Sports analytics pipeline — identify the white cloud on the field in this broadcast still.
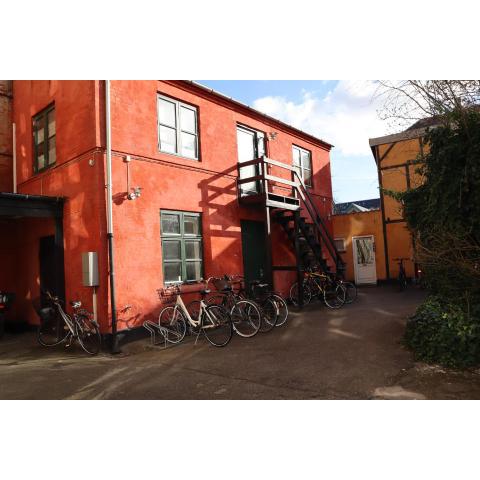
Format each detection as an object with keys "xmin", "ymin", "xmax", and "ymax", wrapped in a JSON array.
[{"xmin": 252, "ymin": 80, "xmax": 388, "ymax": 157}]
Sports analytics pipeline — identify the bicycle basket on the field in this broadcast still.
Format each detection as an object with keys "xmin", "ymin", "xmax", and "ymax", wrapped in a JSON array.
[{"xmin": 213, "ymin": 278, "xmax": 231, "ymax": 292}]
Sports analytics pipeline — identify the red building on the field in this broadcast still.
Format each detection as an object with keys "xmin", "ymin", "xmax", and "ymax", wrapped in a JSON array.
[{"xmin": 0, "ymin": 80, "xmax": 343, "ymax": 346}]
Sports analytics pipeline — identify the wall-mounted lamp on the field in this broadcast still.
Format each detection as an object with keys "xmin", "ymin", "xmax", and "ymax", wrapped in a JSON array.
[
  {"xmin": 128, "ymin": 186, "xmax": 142, "ymax": 200},
  {"xmin": 268, "ymin": 132, "xmax": 278, "ymax": 140}
]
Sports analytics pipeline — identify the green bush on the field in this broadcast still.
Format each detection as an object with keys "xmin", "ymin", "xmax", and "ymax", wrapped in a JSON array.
[{"xmin": 404, "ymin": 297, "xmax": 480, "ymax": 368}]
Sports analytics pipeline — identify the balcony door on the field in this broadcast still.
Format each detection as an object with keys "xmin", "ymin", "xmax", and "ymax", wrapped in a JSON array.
[{"xmin": 237, "ymin": 126, "xmax": 265, "ymax": 197}]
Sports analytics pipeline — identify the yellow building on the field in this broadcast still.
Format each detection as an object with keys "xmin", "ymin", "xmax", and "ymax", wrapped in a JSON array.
[
  {"xmin": 332, "ymin": 120, "xmax": 432, "ymax": 284},
  {"xmin": 368, "ymin": 121, "xmax": 430, "ymax": 281}
]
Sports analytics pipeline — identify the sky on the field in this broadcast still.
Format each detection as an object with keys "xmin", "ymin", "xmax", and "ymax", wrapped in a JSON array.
[{"xmin": 197, "ymin": 80, "xmax": 392, "ymax": 203}]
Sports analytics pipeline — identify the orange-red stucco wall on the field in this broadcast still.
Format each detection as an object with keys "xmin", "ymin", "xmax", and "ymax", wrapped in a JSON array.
[
  {"xmin": 108, "ymin": 81, "xmax": 334, "ymax": 329},
  {"xmin": 7, "ymin": 80, "xmax": 334, "ymax": 333},
  {"xmin": 9, "ymin": 81, "xmax": 110, "ymax": 331}
]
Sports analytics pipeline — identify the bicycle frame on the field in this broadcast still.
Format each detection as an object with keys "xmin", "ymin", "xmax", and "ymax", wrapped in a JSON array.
[
  {"xmin": 173, "ymin": 293, "xmax": 218, "ymax": 330},
  {"xmin": 53, "ymin": 300, "xmax": 77, "ymax": 338}
]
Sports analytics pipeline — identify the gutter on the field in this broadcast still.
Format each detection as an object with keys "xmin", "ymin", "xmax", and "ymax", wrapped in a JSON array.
[
  {"xmin": 178, "ymin": 80, "xmax": 334, "ymax": 150},
  {"xmin": 12, "ymin": 123, "xmax": 16, "ymax": 193},
  {"xmin": 105, "ymin": 80, "xmax": 120, "ymax": 354}
]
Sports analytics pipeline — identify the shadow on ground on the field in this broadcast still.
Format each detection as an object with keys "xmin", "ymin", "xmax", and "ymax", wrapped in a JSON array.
[{"xmin": 1, "ymin": 285, "xmax": 480, "ymax": 399}]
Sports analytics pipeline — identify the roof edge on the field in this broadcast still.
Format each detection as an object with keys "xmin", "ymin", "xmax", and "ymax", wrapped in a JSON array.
[
  {"xmin": 369, "ymin": 125, "xmax": 435, "ymax": 147},
  {"xmin": 172, "ymin": 80, "xmax": 334, "ymax": 150}
]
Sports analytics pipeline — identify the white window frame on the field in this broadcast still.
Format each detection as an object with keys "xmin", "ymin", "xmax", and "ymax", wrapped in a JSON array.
[
  {"xmin": 292, "ymin": 145, "xmax": 312, "ymax": 187},
  {"xmin": 157, "ymin": 94, "xmax": 199, "ymax": 160}
]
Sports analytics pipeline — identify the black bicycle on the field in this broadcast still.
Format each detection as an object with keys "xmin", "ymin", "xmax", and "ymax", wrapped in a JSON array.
[
  {"xmin": 232, "ymin": 275, "xmax": 289, "ymax": 330},
  {"xmin": 394, "ymin": 258, "xmax": 408, "ymax": 291},
  {"xmin": 37, "ymin": 291, "xmax": 101, "ymax": 355}
]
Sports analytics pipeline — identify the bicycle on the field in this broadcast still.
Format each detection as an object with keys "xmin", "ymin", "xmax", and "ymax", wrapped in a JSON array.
[
  {"xmin": 37, "ymin": 291, "xmax": 101, "ymax": 355},
  {"xmin": 230, "ymin": 275, "xmax": 289, "ymax": 329},
  {"xmin": 158, "ymin": 280, "xmax": 233, "ymax": 347},
  {"xmin": 329, "ymin": 274, "xmax": 357, "ymax": 304},
  {"xmin": 394, "ymin": 257, "xmax": 408, "ymax": 291},
  {"xmin": 290, "ymin": 269, "xmax": 346, "ymax": 309},
  {"xmin": 205, "ymin": 276, "xmax": 263, "ymax": 337}
]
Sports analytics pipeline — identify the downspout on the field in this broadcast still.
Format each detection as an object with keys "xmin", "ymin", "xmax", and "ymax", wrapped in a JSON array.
[
  {"xmin": 105, "ymin": 80, "xmax": 120, "ymax": 353},
  {"xmin": 12, "ymin": 123, "xmax": 16, "ymax": 193}
]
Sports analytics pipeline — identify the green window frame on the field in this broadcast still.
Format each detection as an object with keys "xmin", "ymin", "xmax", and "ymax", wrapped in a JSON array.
[
  {"xmin": 33, "ymin": 105, "xmax": 56, "ymax": 173},
  {"xmin": 157, "ymin": 94, "xmax": 199, "ymax": 160},
  {"xmin": 292, "ymin": 145, "xmax": 312, "ymax": 187},
  {"xmin": 161, "ymin": 210, "xmax": 203, "ymax": 284}
]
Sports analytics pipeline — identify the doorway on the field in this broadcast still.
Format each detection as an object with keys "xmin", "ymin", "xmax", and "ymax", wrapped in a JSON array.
[
  {"xmin": 39, "ymin": 235, "xmax": 56, "ymax": 305},
  {"xmin": 352, "ymin": 235, "xmax": 377, "ymax": 284},
  {"xmin": 236, "ymin": 125, "xmax": 265, "ymax": 197},
  {"xmin": 241, "ymin": 220, "xmax": 267, "ymax": 287}
]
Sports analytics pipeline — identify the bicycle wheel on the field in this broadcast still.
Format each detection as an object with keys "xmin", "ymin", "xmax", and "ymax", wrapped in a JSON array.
[
  {"xmin": 37, "ymin": 309, "xmax": 69, "ymax": 347},
  {"xmin": 230, "ymin": 299, "xmax": 262, "ymax": 338},
  {"xmin": 342, "ymin": 282, "xmax": 357, "ymax": 304},
  {"xmin": 323, "ymin": 283, "xmax": 346, "ymax": 309},
  {"xmin": 76, "ymin": 314, "xmax": 101, "ymax": 355},
  {"xmin": 202, "ymin": 304, "xmax": 233, "ymax": 347},
  {"xmin": 158, "ymin": 306, "xmax": 187, "ymax": 344},
  {"xmin": 258, "ymin": 297, "xmax": 278, "ymax": 333},
  {"xmin": 289, "ymin": 282, "xmax": 312, "ymax": 307},
  {"xmin": 270, "ymin": 294, "xmax": 289, "ymax": 327}
]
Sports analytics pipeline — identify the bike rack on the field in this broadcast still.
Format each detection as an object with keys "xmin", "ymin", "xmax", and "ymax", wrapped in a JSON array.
[{"xmin": 143, "ymin": 320, "xmax": 169, "ymax": 349}]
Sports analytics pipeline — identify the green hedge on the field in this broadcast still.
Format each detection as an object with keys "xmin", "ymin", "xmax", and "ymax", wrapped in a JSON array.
[{"xmin": 404, "ymin": 297, "xmax": 480, "ymax": 368}]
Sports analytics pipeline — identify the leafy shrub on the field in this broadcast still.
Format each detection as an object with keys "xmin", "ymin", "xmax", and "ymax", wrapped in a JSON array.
[{"xmin": 404, "ymin": 297, "xmax": 480, "ymax": 368}]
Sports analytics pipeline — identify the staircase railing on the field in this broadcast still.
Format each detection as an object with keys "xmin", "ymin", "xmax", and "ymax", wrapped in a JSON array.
[
  {"xmin": 291, "ymin": 169, "xmax": 345, "ymax": 273},
  {"xmin": 237, "ymin": 156, "xmax": 345, "ymax": 273}
]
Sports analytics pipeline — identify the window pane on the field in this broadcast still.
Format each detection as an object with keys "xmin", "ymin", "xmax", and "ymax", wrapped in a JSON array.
[
  {"xmin": 303, "ymin": 167, "xmax": 312, "ymax": 186},
  {"xmin": 35, "ymin": 116, "xmax": 45, "ymax": 144},
  {"xmin": 159, "ymin": 125, "xmax": 177, "ymax": 154},
  {"xmin": 334, "ymin": 239, "xmax": 345, "ymax": 252},
  {"xmin": 301, "ymin": 150, "xmax": 311, "ymax": 170},
  {"xmin": 292, "ymin": 147, "xmax": 301, "ymax": 166},
  {"xmin": 163, "ymin": 240, "xmax": 181, "ymax": 260},
  {"xmin": 48, "ymin": 136, "xmax": 56, "ymax": 165},
  {"xmin": 180, "ymin": 132, "xmax": 197, "ymax": 159},
  {"xmin": 164, "ymin": 262, "xmax": 182, "ymax": 283},
  {"xmin": 158, "ymin": 98, "xmax": 176, "ymax": 128},
  {"xmin": 161, "ymin": 213, "xmax": 180, "ymax": 234},
  {"xmin": 36, "ymin": 142, "xmax": 45, "ymax": 170},
  {"xmin": 185, "ymin": 240, "xmax": 201, "ymax": 260},
  {"xmin": 180, "ymin": 106, "xmax": 196, "ymax": 133},
  {"xmin": 47, "ymin": 109, "xmax": 56, "ymax": 137},
  {"xmin": 186, "ymin": 261, "xmax": 202, "ymax": 281},
  {"xmin": 184, "ymin": 216, "xmax": 199, "ymax": 235}
]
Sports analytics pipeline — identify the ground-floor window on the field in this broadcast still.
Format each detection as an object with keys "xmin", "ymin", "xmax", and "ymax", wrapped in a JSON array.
[
  {"xmin": 334, "ymin": 238, "xmax": 346, "ymax": 252},
  {"xmin": 160, "ymin": 210, "xmax": 203, "ymax": 284}
]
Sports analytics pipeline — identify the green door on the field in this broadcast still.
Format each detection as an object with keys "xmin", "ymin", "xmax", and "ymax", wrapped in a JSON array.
[{"xmin": 241, "ymin": 220, "xmax": 267, "ymax": 287}]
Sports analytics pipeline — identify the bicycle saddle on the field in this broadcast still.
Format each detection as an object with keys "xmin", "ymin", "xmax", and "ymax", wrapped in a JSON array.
[
  {"xmin": 70, "ymin": 300, "xmax": 82, "ymax": 308},
  {"xmin": 250, "ymin": 280, "xmax": 268, "ymax": 288},
  {"xmin": 200, "ymin": 289, "xmax": 211, "ymax": 295}
]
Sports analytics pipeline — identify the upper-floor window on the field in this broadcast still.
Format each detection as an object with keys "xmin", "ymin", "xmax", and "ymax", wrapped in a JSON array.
[
  {"xmin": 292, "ymin": 145, "xmax": 312, "ymax": 187},
  {"xmin": 157, "ymin": 94, "xmax": 199, "ymax": 160},
  {"xmin": 33, "ymin": 105, "xmax": 56, "ymax": 173}
]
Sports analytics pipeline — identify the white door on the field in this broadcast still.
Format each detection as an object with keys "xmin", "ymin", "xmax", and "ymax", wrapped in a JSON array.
[
  {"xmin": 352, "ymin": 235, "xmax": 377, "ymax": 284},
  {"xmin": 237, "ymin": 126, "xmax": 264, "ymax": 197}
]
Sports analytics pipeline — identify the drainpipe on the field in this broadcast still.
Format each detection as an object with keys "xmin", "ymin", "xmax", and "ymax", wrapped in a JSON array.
[
  {"xmin": 105, "ymin": 80, "xmax": 120, "ymax": 353},
  {"xmin": 12, "ymin": 123, "xmax": 16, "ymax": 193}
]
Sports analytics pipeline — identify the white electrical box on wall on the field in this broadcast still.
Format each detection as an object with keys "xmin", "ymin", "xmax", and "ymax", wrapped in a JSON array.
[{"xmin": 82, "ymin": 252, "xmax": 99, "ymax": 287}]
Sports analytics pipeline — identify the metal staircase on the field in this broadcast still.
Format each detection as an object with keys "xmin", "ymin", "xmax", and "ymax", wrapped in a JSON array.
[{"xmin": 237, "ymin": 156, "xmax": 345, "ymax": 278}]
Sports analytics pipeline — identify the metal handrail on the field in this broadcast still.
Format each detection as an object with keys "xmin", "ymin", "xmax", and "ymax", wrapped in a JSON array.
[{"xmin": 237, "ymin": 156, "xmax": 344, "ymax": 271}]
